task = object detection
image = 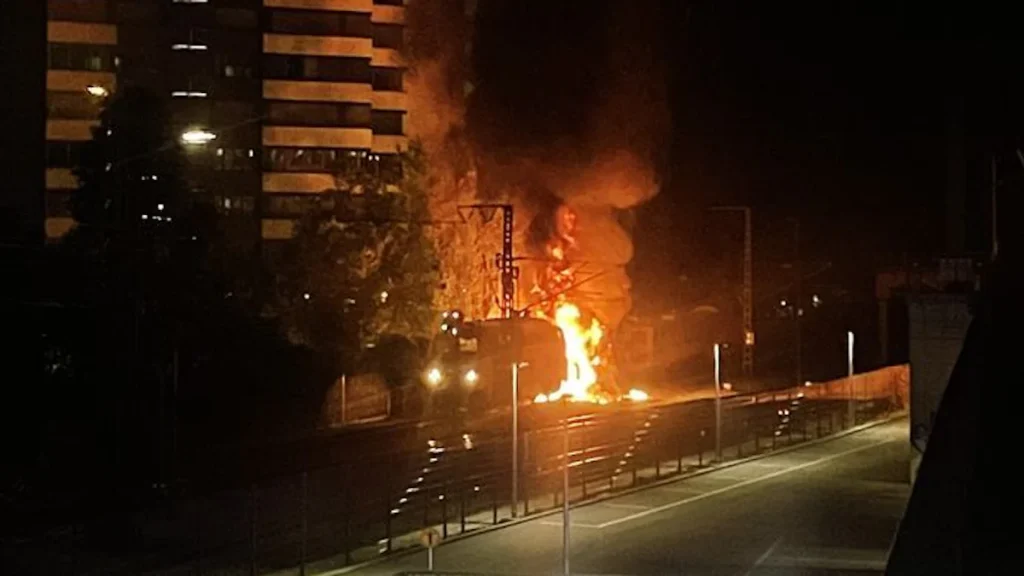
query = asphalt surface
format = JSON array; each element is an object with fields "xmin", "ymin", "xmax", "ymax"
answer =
[{"xmin": 337, "ymin": 418, "xmax": 910, "ymax": 576}]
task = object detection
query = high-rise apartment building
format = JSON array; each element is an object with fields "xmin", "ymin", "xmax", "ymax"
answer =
[{"xmin": 43, "ymin": 0, "xmax": 408, "ymax": 243}]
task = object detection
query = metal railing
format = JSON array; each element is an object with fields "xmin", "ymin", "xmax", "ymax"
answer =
[{"xmin": 17, "ymin": 366, "xmax": 908, "ymax": 576}]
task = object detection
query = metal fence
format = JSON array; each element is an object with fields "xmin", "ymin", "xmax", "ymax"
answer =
[{"xmin": 17, "ymin": 366, "xmax": 908, "ymax": 576}]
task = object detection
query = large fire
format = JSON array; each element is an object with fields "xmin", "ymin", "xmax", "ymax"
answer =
[
  {"xmin": 530, "ymin": 206, "xmax": 647, "ymax": 405},
  {"xmin": 534, "ymin": 302, "xmax": 607, "ymax": 403}
]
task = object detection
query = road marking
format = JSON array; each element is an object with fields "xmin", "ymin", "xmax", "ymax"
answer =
[
  {"xmin": 743, "ymin": 460, "xmax": 791, "ymax": 469},
  {"xmin": 744, "ymin": 536, "xmax": 783, "ymax": 575},
  {"xmin": 592, "ymin": 438, "xmax": 896, "ymax": 529},
  {"xmin": 538, "ymin": 520, "xmax": 603, "ymax": 529},
  {"xmin": 685, "ymin": 471, "xmax": 751, "ymax": 482},
  {"xmin": 767, "ymin": 554, "xmax": 887, "ymax": 571},
  {"xmin": 597, "ymin": 502, "xmax": 652, "ymax": 510},
  {"xmin": 657, "ymin": 486, "xmax": 710, "ymax": 494}
]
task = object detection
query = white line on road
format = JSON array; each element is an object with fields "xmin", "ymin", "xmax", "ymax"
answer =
[
  {"xmin": 745, "ymin": 536, "xmax": 783, "ymax": 576},
  {"xmin": 592, "ymin": 438, "xmax": 896, "ymax": 529},
  {"xmin": 598, "ymin": 502, "xmax": 652, "ymax": 510},
  {"xmin": 657, "ymin": 486, "xmax": 710, "ymax": 494},
  {"xmin": 538, "ymin": 520, "xmax": 603, "ymax": 529}
]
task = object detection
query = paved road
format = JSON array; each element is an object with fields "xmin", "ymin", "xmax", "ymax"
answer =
[{"xmin": 336, "ymin": 419, "xmax": 909, "ymax": 576}]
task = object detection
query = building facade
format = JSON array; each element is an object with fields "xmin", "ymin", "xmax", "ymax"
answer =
[{"xmin": 44, "ymin": 0, "xmax": 408, "ymax": 242}]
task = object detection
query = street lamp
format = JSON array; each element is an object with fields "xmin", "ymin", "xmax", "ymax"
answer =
[
  {"xmin": 181, "ymin": 128, "xmax": 217, "ymax": 145},
  {"xmin": 788, "ymin": 217, "xmax": 802, "ymax": 388},
  {"xmin": 85, "ymin": 85, "xmax": 109, "ymax": 98},
  {"xmin": 511, "ymin": 361, "xmax": 520, "ymax": 518},
  {"xmin": 847, "ymin": 331, "xmax": 855, "ymax": 425},
  {"xmin": 713, "ymin": 343, "xmax": 722, "ymax": 462},
  {"xmin": 562, "ymin": 397, "xmax": 571, "ymax": 576}
]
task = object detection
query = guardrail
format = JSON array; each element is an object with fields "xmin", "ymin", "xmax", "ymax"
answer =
[{"xmin": 23, "ymin": 366, "xmax": 907, "ymax": 576}]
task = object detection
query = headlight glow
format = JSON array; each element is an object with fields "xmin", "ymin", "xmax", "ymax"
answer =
[
  {"xmin": 463, "ymin": 369, "xmax": 479, "ymax": 385},
  {"xmin": 426, "ymin": 368, "xmax": 443, "ymax": 386}
]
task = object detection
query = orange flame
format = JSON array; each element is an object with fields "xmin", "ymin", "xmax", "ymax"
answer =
[
  {"xmin": 530, "ymin": 206, "xmax": 647, "ymax": 405},
  {"xmin": 548, "ymin": 302, "xmax": 604, "ymax": 402}
]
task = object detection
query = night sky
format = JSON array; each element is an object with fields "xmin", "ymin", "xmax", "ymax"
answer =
[{"xmin": 469, "ymin": 1, "xmax": 1014, "ymax": 313}]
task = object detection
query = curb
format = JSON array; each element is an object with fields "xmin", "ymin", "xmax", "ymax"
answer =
[{"xmin": 319, "ymin": 411, "xmax": 907, "ymax": 575}]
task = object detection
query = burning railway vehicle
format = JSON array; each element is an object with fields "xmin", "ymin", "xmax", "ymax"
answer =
[
  {"xmin": 421, "ymin": 304, "xmax": 644, "ymax": 416},
  {"xmin": 421, "ymin": 199, "xmax": 650, "ymax": 415},
  {"xmin": 422, "ymin": 311, "xmax": 566, "ymax": 414}
]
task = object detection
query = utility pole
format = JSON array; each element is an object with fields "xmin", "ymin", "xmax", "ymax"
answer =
[
  {"xmin": 847, "ymin": 331, "xmax": 855, "ymax": 426},
  {"xmin": 742, "ymin": 208, "xmax": 753, "ymax": 376},
  {"xmin": 713, "ymin": 343, "xmax": 722, "ymax": 462},
  {"xmin": 562, "ymin": 399, "xmax": 571, "ymax": 576},
  {"xmin": 991, "ymin": 156, "xmax": 998, "ymax": 261},
  {"xmin": 459, "ymin": 204, "xmax": 521, "ymax": 519},
  {"xmin": 790, "ymin": 217, "xmax": 802, "ymax": 387},
  {"xmin": 710, "ymin": 206, "xmax": 754, "ymax": 376},
  {"xmin": 457, "ymin": 204, "xmax": 518, "ymax": 318},
  {"xmin": 511, "ymin": 362, "xmax": 519, "ymax": 517}
]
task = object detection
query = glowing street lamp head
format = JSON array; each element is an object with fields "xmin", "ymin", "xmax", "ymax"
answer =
[
  {"xmin": 425, "ymin": 367, "xmax": 443, "ymax": 387},
  {"xmin": 86, "ymin": 85, "xmax": 109, "ymax": 98},
  {"xmin": 181, "ymin": 128, "xmax": 217, "ymax": 145},
  {"xmin": 463, "ymin": 369, "xmax": 479, "ymax": 385}
]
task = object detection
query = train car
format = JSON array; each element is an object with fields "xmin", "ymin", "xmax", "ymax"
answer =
[{"xmin": 423, "ymin": 312, "xmax": 566, "ymax": 415}]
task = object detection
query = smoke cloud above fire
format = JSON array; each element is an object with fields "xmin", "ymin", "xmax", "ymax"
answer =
[{"xmin": 406, "ymin": 0, "xmax": 669, "ymax": 329}]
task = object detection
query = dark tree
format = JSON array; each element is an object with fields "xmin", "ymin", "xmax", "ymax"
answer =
[
  {"xmin": 58, "ymin": 87, "xmax": 306, "ymax": 505},
  {"xmin": 273, "ymin": 143, "xmax": 439, "ymax": 385}
]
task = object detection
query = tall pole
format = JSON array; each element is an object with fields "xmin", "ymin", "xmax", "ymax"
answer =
[
  {"xmin": 711, "ymin": 206, "xmax": 754, "ymax": 377},
  {"xmin": 847, "ymin": 331, "xmax": 855, "ymax": 426},
  {"xmin": 713, "ymin": 343, "xmax": 722, "ymax": 462},
  {"xmin": 793, "ymin": 218, "xmax": 802, "ymax": 387},
  {"xmin": 742, "ymin": 207, "xmax": 753, "ymax": 376},
  {"xmin": 171, "ymin": 344, "xmax": 179, "ymax": 483},
  {"xmin": 991, "ymin": 156, "xmax": 998, "ymax": 261},
  {"xmin": 340, "ymin": 374, "xmax": 347, "ymax": 425},
  {"xmin": 562, "ymin": 400, "xmax": 571, "ymax": 576},
  {"xmin": 500, "ymin": 206, "xmax": 515, "ymax": 319},
  {"xmin": 459, "ymin": 204, "xmax": 518, "ymax": 318},
  {"xmin": 511, "ymin": 362, "xmax": 519, "ymax": 517}
]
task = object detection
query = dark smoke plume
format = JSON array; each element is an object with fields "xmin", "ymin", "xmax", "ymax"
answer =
[{"xmin": 407, "ymin": 0, "xmax": 670, "ymax": 328}]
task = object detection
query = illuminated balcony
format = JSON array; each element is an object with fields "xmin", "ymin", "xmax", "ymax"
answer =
[
  {"xmin": 263, "ymin": 80, "xmax": 372, "ymax": 103},
  {"xmin": 262, "ymin": 219, "xmax": 297, "ymax": 240},
  {"xmin": 371, "ymin": 134, "xmax": 407, "ymax": 154},
  {"xmin": 47, "ymin": 21, "xmax": 117, "ymax": 45},
  {"xmin": 371, "ymin": 90, "xmax": 406, "ymax": 111},
  {"xmin": 263, "ymin": 126, "xmax": 372, "ymax": 148},
  {"xmin": 263, "ymin": 33, "xmax": 372, "ymax": 58},
  {"xmin": 46, "ymin": 119, "xmax": 98, "ymax": 141},
  {"xmin": 371, "ymin": 5, "xmax": 405, "ymax": 24},
  {"xmin": 264, "ymin": 0, "xmax": 372, "ymax": 12},
  {"xmin": 46, "ymin": 168, "xmax": 79, "ymax": 190},
  {"xmin": 371, "ymin": 47, "xmax": 404, "ymax": 68},
  {"xmin": 47, "ymin": 70, "xmax": 116, "ymax": 94},
  {"xmin": 262, "ymin": 172, "xmax": 338, "ymax": 194},
  {"xmin": 45, "ymin": 218, "xmax": 76, "ymax": 239}
]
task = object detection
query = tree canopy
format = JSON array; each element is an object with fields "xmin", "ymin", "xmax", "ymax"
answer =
[{"xmin": 272, "ymin": 143, "xmax": 439, "ymax": 380}]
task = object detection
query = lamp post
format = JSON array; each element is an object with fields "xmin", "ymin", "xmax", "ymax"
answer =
[
  {"xmin": 790, "ymin": 217, "xmax": 802, "ymax": 389},
  {"xmin": 847, "ymin": 331, "xmax": 855, "ymax": 425},
  {"xmin": 713, "ymin": 343, "xmax": 722, "ymax": 462},
  {"xmin": 511, "ymin": 362, "xmax": 519, "ymax": 517},
  {"xmin": 562, "ymin": 398, "xmax": 571, "ymax": 576}
]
